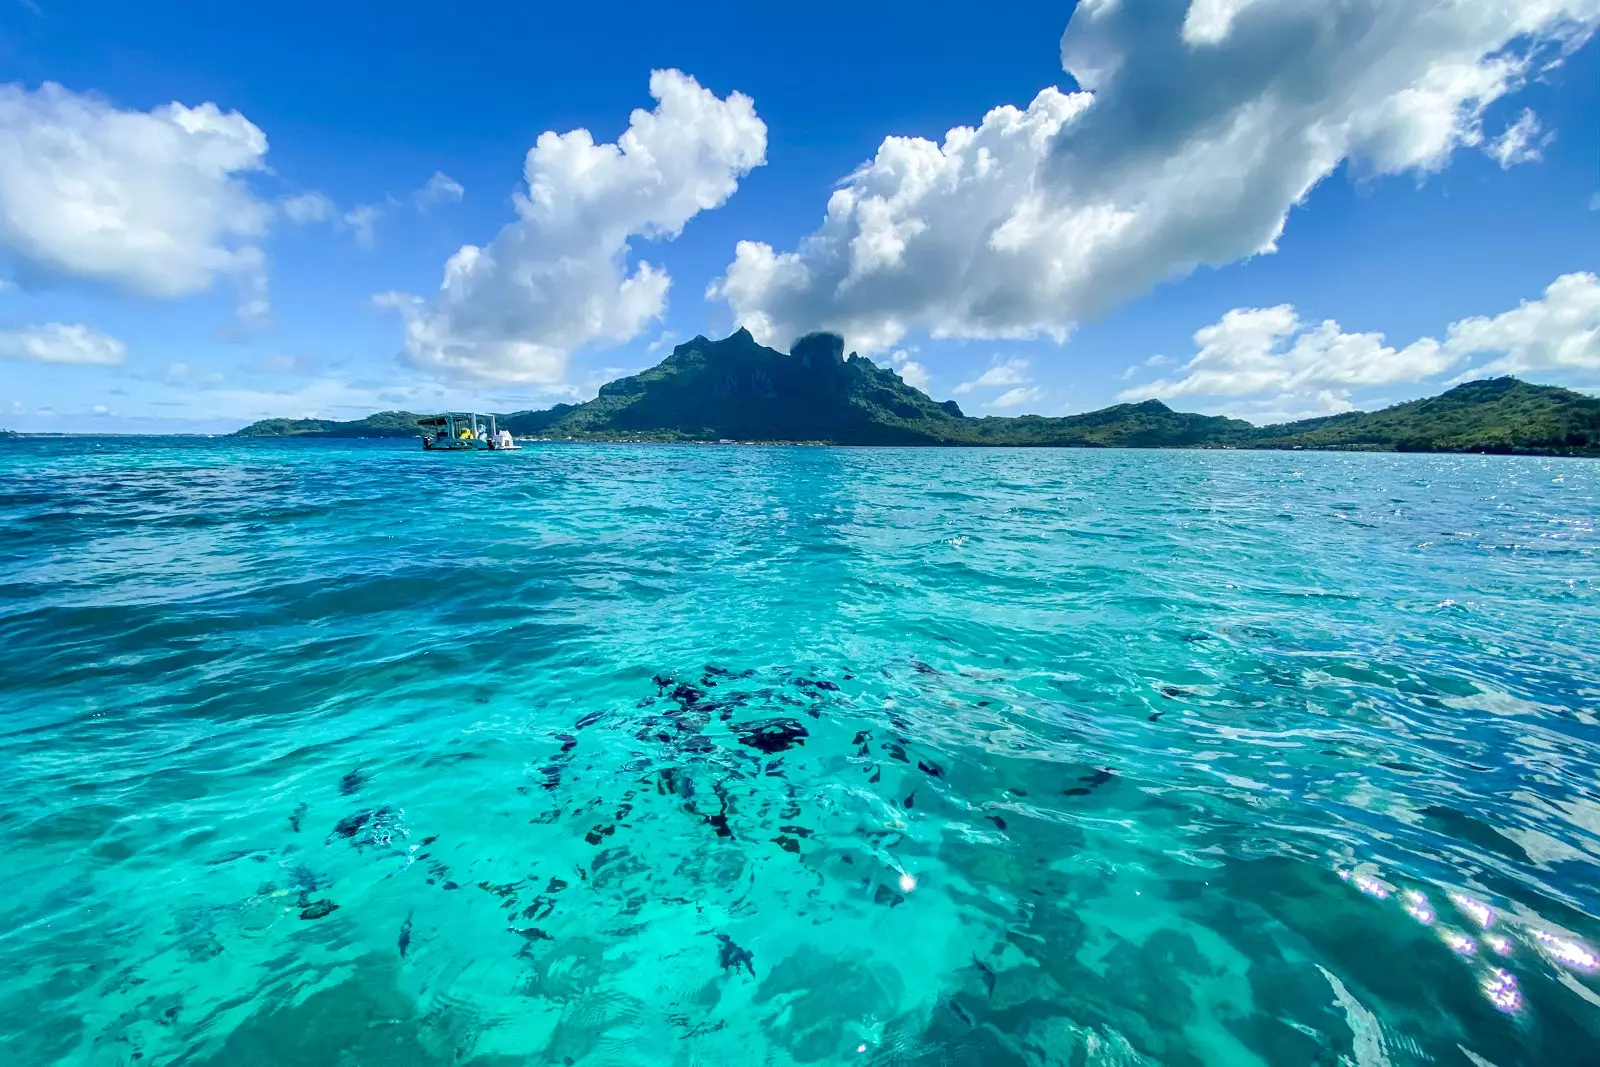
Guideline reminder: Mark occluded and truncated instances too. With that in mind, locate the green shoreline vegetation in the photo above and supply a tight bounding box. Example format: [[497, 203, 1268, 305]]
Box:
[[233, 330, 1600, 456]]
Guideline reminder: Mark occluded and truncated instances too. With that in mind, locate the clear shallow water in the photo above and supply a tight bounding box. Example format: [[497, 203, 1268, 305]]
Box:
[[2, 439, 1599, 1067]]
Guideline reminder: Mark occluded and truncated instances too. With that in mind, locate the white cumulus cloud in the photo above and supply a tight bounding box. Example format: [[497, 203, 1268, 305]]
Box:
[[1182, 0, 1271, 46], [385, 69, 766, 385], [1121, 272, 1600, 417], [879, 348, 931, 392], [0, 322, 126, 365], [1121, 304, 1452, 412], [711, 1, 1599, 354], [0, 82, 272, 320], [1443, 272, 1600, 379]]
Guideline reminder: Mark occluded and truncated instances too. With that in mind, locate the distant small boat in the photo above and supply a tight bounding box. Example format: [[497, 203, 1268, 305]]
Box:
[[419, 412, 520, 451]]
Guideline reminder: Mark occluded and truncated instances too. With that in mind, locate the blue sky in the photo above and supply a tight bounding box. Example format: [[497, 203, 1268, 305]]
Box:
[[1, 0, 1597, 432]]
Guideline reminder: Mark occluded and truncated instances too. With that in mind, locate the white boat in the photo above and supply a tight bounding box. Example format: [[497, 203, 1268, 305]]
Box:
[[419, 413, 520, 451]]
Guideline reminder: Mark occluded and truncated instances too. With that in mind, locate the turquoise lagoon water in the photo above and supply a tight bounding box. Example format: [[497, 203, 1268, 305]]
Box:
[[2, 438, 1599, 1067]]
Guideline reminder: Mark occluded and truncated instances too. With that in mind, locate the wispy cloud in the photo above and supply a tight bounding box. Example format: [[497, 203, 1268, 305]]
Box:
[[953, 357, 1029, 395], [0, 323, 125, 365], [342, 204, 383, 248], [415, 171, 464, 208], [281, 191, 335, 223], [1118, 352, 1174, 380], [281, 190, 395, 247], [987, 385, 1044, 410], [1487, 109, 1552, 169], [161, 361, 227, 386]]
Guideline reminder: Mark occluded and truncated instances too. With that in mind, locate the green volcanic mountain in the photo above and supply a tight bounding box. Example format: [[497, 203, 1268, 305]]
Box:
[[234, 330, 1600, 455], [1243, 377, 1600, 453], [514, 331, 967, 444]]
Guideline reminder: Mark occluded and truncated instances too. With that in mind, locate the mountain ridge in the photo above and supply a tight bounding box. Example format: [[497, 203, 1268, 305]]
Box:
[[234, 330, 1600, 456]]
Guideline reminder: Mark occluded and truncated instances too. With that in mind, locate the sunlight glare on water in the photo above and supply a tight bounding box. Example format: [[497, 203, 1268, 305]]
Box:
[[1, 438, 1598, 1066]]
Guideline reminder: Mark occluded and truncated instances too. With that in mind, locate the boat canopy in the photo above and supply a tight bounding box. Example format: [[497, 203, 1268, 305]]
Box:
[[418, 411, 519, 451]]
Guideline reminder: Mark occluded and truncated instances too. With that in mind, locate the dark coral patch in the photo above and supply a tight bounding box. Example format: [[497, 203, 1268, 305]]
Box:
[[733, 717, 809, 754], [299, 899, 339, 920]]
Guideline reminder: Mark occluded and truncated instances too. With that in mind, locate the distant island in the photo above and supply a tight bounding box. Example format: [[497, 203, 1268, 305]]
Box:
[[235, 330, 1600, 456]]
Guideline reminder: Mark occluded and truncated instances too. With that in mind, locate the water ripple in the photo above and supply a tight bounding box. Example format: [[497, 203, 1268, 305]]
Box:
[[0, 438, 1597, 1065]]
